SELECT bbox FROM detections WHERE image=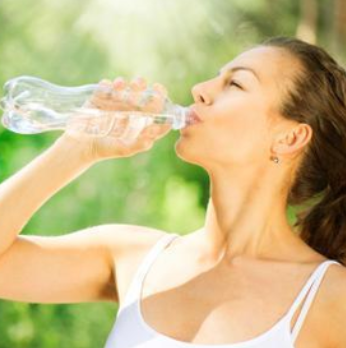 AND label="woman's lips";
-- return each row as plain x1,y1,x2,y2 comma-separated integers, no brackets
186,108,203,126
